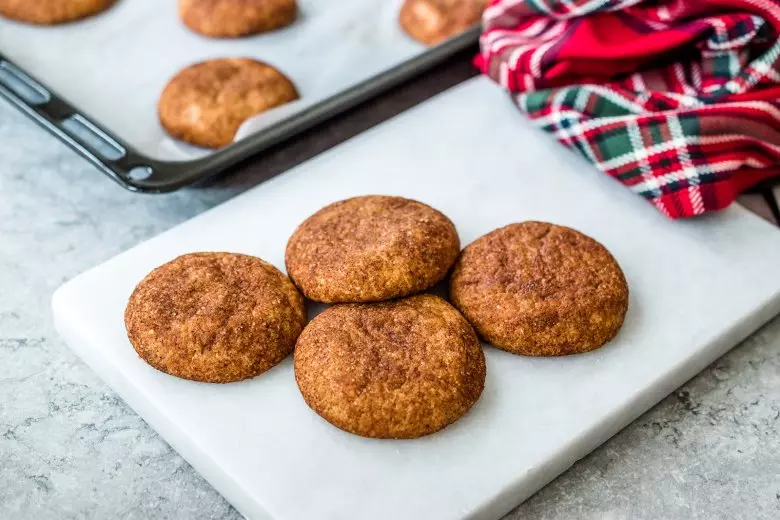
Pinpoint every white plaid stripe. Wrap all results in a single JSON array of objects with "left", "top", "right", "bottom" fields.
[
  {"left": 509, "top": 43, "right": 542, "bottom": 71},
  {"left": 556, "top": 89, "right": 602, "bottom": 164},
  {"left": 691, "top": 61, "right": 703, "bottom": 90},
  {"left": 482, "top": 0, "right": 780, "bottom": 217},
  {"left": 706, "top": 20, "right": 764, "bottom": 50},
  {"left": 765, "top": 63, "right": 780, "bottom": 83},
  {"left": 633, "top": 159, "right": 770, "bottom": 197},
  {"left": 481, "top": 20, "right": 552, "bottom": 49},
  {"left": 673, "top": 63, "right": 698, "bottom": 96},
  {"left": 737, "top": 40, "right": 780, "bottom": 92},
  {"left": 536, "top": 99, "right": 780, "bottom": 131},
  {"left": 652, "top": 198, "right": 672, "bottom": 217},
  {"left": 688, "top": 185, "right": 705, "bottom": 214},
  {"left": 526, "top": 0, "right": 644, "bottom": 19},
  {"left": 500, "top": 60, "right": 510, "bottom": 87},
  {"left": 627, "top": 119, "right": 661, "bottom": 196},
  {"left": 529, "top": 39, "right": 558, "bottom": 78},
  {"left": 630, "top": 73, "right": 646, "bottom": 92},
  {"left": 669, "top": 114, "right": 704, "bottom": 213},
  {"left": 524, "top": 73, "right": 535, "bottom": 91},
  {"left": 583, "top": 134, "right": 780, "bottom": 172},
  {"left": 483, "top": 0, "right": 526, "bottom": 29}
]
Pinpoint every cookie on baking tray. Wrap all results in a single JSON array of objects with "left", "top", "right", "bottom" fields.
[
  {"left": 399, "top": 0, "right": 487, "bottom": 46},
  {"left": 294, "top": 294, "right": 486, "bottom": 439},
  {"left": 158, "top": 58, "right": 299, "bottom": 149},
  {"left": 124, "top": 252, "right": 306, "bottom": 383},
  {"left": 179, "top": 0, "right": 297, "bottom": 38},
  {"left": 285, "top": 195, "right": 460, "bottom": 303},
  {"left": 450, "top": 222, "right": 629, "bottom": 356},
  {"left": 0, "top": 0, "right": 116, "bottom": 25}
]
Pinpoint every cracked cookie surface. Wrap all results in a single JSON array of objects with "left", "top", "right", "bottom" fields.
[
  {"left": 294, "top": 294, "right": 485, "bottom": 438},
  {"left": 0, "top": 0, "right": 116, "bottom": 25},
  {"left": 399, "top": 0, "right": 487, "bottom": 46},
  {"left": 125, "top": 252, "right": 306, "bottom": 383},
  {"left": 158, "top": 58, "right": 299, "bottom": 149},
  {"left": 285, "top": 195, "right": 460, "bottom": 303},
  {"left": 179, "top": 0, "right": 297, "bottom": 38},
  {"left": 450, "top": 222, "right": 628, "bottom": 356}
]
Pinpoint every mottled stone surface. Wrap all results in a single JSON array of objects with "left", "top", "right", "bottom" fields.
[
  {"left": 1, "top": 58, "right": 779, "bottom": 519},
  {"left": 509, "top": 320, "right": 780, "bottom": 520}
]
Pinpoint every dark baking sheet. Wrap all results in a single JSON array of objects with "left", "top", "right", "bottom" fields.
[{"left": 0, "top": 11, "right": 479, "bottom": 192}]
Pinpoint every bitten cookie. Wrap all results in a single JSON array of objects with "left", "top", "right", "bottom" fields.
[
  {"left": 158, "top": 58, "right": 299, "bottom": 149},
  {"left": 0, "top": 0, "right": 115, "bottom": 25},
  {"left": 285, "top": 195, "right": 460, "bottom": 303},
  {"left": 399, "top": 0, "right": 487, "bottom": 46},
  {"left": 294, "top": 294, "right": 486, "bottom": 439},
  {"left": 450, "top": 222, "right": 629, "bottom": 356},
  {"left": 179, "top": 0, "right": 297, "bottom": 38},
  {"left": 125, "top": 252, "right": 306, "bottom": 383}
]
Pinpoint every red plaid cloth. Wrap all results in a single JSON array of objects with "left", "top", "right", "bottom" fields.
[{"left": 476, "top": 0, "right": 780, "bottom": 218}]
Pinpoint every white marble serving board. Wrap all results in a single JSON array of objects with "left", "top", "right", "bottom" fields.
[
  {"left": 52, "top": 77, "right": 780, "bottom": 520},
  {"left": 0, "top": 0, "right": 428, "bottom": 161}
]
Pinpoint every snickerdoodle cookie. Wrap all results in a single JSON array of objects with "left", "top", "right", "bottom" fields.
[
  {"left": 399, "top": 0, "right": 487, "bottom": 46},
  {"left": 0, "top": 0, "right": 115, "bottom": 25},
  {"left": 450, "top": 222, "right": 628, "bottom": 356},
  {"left": 158, "top": 58, "right": 299, "bottom": 148},
  {"left": 125, "top": 252, "right": 306, "bottom": 383},
  {"left": 285, "top": 196, "right": 460, "bottom": 303},
  {"left": 294, "top": 294, "right": 485, "bottom": 438},
  {"left": 179, "top": 0, "right": 297, "bottom": 38}
]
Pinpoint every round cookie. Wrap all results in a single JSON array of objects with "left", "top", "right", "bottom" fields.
[
  {"left": 179, "top": 0, "right": 297, "bottom": 38},
  {"left": 0, "top": 0, "right": 115, "bottom": 25},
  {"left": 285, "top": 195, "right": 460, "bottom": 303},
  {"left": 125, "top": 252, "right": 306, "bottom": 383},
  {"left": 399, "top": 0, "right": 487, "bottom": 46},
  {"left": 294, "top": 294, "right": 485, "bottom": 439},
  {"left": 158, "top": 58, "right": 299, "bottom": 149},
  {"left": 450, "top": 222, "right": 628, "bottom": 356}
]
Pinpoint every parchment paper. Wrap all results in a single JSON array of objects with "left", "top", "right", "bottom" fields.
[{"left": 0, "top": 0, "right": 425, "bottom": 161}]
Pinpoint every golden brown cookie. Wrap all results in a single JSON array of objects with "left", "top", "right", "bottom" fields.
[
  {"left": 450, "top": 222, "right": 629, "bottom": 356},
  {"left": 285, "top": 195, "right": 460, "bottom": 303},
  {"left": 125, "top": 252, "right": 306, "bottom": 383},
  {"left": 179, "top": 0, "right": 297, "bottom": 38},
  {"left": 399, "top": 0, "right": 487, "bottom": 46},
  {"left": 294, "top": 294, "right": 485, "bottom": 439},
  {"left": 0, "top": 0, "right": 115, "bottom": 25},
  {"left": 158, "top": 58, "right": 299, "bottom": 149}
]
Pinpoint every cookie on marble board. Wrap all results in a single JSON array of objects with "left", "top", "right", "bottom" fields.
[
  {"left": 294, "top": 294, "right": 486, "bottom": 439},
  {"left": 450, "top": 222, "right": 629, "bottom": 356},
  {"left": 0, "top": 0, "right": 116, "bottom": 25},
  {"left": 124, "top": 252, "right": 306, "bottom": 383},
  {"left": 158, "top": 58, "right": 299, "bottom": 149},
  {"left": 285, "top": 195, "right": 460, "bottom": 303},
  {"left": 179, "top": 0, "right": 297, "bottom": 38},
  {"left": 399, "top": 0, "right": 488, "bottom": 46}
]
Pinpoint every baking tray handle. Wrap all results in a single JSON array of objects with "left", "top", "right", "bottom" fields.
[
  {"left": 1, "top": 27, "right": 480, "bottom": 192},
  {"left": 0, "top": 54, "right": 178, "bottom": 189}
]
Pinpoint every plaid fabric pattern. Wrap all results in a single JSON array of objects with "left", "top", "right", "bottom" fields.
[{"left": 476, "top": 0, "right": 780, "bottom": 217}]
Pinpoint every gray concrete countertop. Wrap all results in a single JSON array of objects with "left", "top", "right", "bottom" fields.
[{"left": 1, "top": 59, "right": 779, "bottom": 520}]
